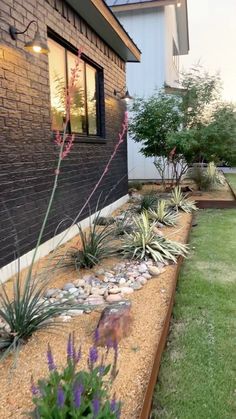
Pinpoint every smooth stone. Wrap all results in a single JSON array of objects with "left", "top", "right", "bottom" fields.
[
  {"left": 91, "top": 287, "right": 106, "bottom": 296},
  {"left": 68, "top": 287, "right": 79, "bottom": 294},
  {"left": 131, "top": 282, "right": 142, "bottom": 290},
  {"left": 96, "top": 216, "right": 115, "bottom": 225},
  {"left": 148, "top": 266, "right": 163, "bottom": 276},
  {"left": 119, "top": 278, "right": 127, "bottom": 285},
  {"left": 73, "top": 279, "right": 86, "bottom": 287},
  {"left": 143, "top": 273, "right": 152, "bottom": 280},
  {"left": 63, "top": 283, "right": 75, "bottom": 291},
  {"left": 86, "top": 295, "right": 105, "bottom": 305},
  {"left": 67, "top": 309, "right": 84, "bottom": 317},
  {"left": 55, "top": 293, "right": 64, "bottom": 300},
  {"left": 138, "top": 263, "right": 148, "bottom": 273},
  {"left": 138, "top": 277, "right": 148, "bottom": 285},
  {"left": 45, "top": 289, "right": 59, "bottom": 298},
  {"left": 120, "top": 287, "right": 134, "bottom": 295},
  {"left": 109, "top": 288, "right": 121, "bottom": 294},
  {"left": 96, "top": 268, "right": 105, "bottom": 275},
  {"left": 106, "top": 294, "right": 123, "bottom": 303}
]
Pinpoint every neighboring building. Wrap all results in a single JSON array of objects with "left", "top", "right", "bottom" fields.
[
  {"left": 0, "top": 0, "right": 140, "bottom": 281},
  {"left": 106, "top": 0, "right": 189, "bottom": 180}
]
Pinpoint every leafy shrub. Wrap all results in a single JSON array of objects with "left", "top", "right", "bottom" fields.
[
  {"left": 139, "top": 193, "right": 159, "bottom": 213},
  {"left": 149, "top": 200, "right": 178, "bottom": 226},
  {"left": 121, "top": 212, "right": 188, "bottom": 263},
  {"left": 68, "top": 213, "right": 115, "bottom": 269},
  {"left": 0, "top": 275, "right": 85, "bottom": 356},
  {"left": 30, "top": 333, "right": 121, "bottom": 418},
  {"left": 169, "top": 186, "right": 197, "bottom": 213}
]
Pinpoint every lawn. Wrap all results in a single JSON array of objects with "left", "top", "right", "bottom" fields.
[
  {"left": 225, "top": 173, "right": 236, "bottom": 193},
  {"left": 151, "top": 209, "right": 236, "bottom": 419}
]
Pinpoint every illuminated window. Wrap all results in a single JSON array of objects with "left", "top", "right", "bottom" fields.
[{"left": 48, "top": 37, "right": 101, "bottom": 136}]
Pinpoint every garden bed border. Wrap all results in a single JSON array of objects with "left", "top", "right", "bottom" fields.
[
  {"left": 195, "top": 176, "right": 236, "bottom": 209},
  {"left": 139, "top": 215, "right": 193, "bottom": 419}
]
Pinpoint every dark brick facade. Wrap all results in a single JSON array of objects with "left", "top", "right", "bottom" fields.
[{"left": 0, "top": 0, "right": 128, "bottom": 268}]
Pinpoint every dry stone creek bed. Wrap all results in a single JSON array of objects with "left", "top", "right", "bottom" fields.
[{"left": 0, "top": 207, "right": 192, "bottom": 418}]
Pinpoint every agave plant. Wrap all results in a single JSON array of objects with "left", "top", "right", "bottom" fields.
[
  {"left": 121, "top": 212, "right": 188, "bottom": 263},
  {"left": 169, "top": 186, "right": 197, "bottom": 213},
  {"left": 139, "top": 193, "right": 159, "bottom": 213},
  {"left": 205, "top": 162, "right": 225, "bottom": 187},
  {"left": 0, "top": 274, "right": 86, "bottom": 356},
  {"left": 67, "top": 212, "right": 116, "bottom": 270},
  {"left": 149, "top": 200, "right": 179, "bottom": 226}
]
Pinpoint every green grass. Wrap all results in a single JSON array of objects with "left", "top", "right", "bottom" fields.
[
  {"left": 225, "top": 173, "right": 236, "bottom": 193},
  {"left": 151, "top": 209, "right": 236, "bottom": 419}
]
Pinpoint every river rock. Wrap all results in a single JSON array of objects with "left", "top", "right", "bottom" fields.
[
  {"left": 148, "top": 266, "right": 165, "bottom": 276},
  {"left": 95, "top": 300, "right": 132, "bottom": 346},
  {"left": 119, "top": 278, "right": 127, "bottom": 285},
  {"left": 73, "top": 279, "right": 86, "bottom": 287},
  {"left": 106, "top": 294, "right": 123, "bottom": 303},
  {"left": 131, "top": 282, "right": 142, "bottom": 290},
  {"left": 63, "top": 283, "right": 75, "bottom": 291},
  {"left": 68, "top": 287, "right": 79, "bottom": 294},
  {"left": 96, "top": 216, "right": 115, "bottom": 225},
  {"left": 138, "top": 276, "right": 148, "bottom": 285},
  {"left": 120, "top": 287, "right": 134, "bottom": 295},
  {"left": 86, "top": 295, "right": 105, "bottom": 305},
  {"left": 67, "top": 309, "right": 84, "bottom": 317},
  {"left": 138, "top": 263, "right": 148, "bottom": 274},
  {"left": 143, "top": 273, "right": 152, "bottom": 280},
  {"left": 45, "top": 289, "right": 59, "bottom": 298},
  {"left": 109, "top": 288, "right": 121, "bottom": 294}
]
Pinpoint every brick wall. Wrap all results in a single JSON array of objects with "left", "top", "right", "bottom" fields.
[{"left": 0, "top": 0, "right": 127, "bottom": 268}]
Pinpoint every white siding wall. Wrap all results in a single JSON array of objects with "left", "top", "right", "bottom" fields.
[{"left": 115, "top": 6, "right": 179, "bottom": 180}]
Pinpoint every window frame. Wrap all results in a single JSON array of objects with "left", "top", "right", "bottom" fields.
[{"left": 47, "top": 29, "right": 106, "bottom": 142}]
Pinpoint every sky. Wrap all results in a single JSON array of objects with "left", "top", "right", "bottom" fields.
[{"left": 181, "top": 0, "right": 236, "bottom": 102}]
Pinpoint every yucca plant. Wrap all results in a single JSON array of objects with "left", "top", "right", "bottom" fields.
[
  {"left": 149, "top": 200, "right": 179, "bottom": 226},
  {"left": 121, "top": 212, "right": 188, "bottom": 263},
  {"left": 0, "top": 274, "right": 86, "bottom": 356},
  {"left": 205, "top": 162, "right": 225, "bottom": 187},
  {"left": 139, "top": 193, "right": 159, "bottom": 213},
  {"left": 169, "top": 186, "right": 197, "bottom": 213},
  {"left": 68, "top": 213, "right": 116, "bottom": 270}
]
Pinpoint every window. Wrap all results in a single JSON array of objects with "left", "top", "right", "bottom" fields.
[{"left": 48, "top": 37, "right": 102, "bottom": 137}]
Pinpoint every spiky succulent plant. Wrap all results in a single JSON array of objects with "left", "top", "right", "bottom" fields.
[
  {"left": 149, "top": 200, "right": 179, "bottom": 226},
  {"left": 169, "top": 186, "right": 197, "bottom": 213},
  {"left": 121, "top": 212, "right": 188, "bottom": 263}
]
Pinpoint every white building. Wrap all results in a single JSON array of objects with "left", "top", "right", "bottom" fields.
[{"left": 106, "top": 0, "right": 189, "bottom": 180}]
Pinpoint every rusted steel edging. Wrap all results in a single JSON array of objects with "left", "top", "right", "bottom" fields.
[
  {"left": 139, "top": 215, "right": 193, "bottom": 419},
  {"left": 195, "top": 199, "right": 236, "bottom": 209}
]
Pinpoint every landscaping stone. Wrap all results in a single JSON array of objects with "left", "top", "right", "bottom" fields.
[
  {"left": 95, "top": 300, "right": 132, "bottom": 346},
  {"left": 63, "top": 283, "right": 75, "bottom": 291},
  {"left": 86, "top": 295, "right": 105, "bottom": 305},
  {"left": 148, "top": 266, "right": 164, "bottom": 276},
  {"left": 68, "top": 287, "right": 79, "bottom": 294},
  {"left": 67, "top": 309, "right": 84, "bottom": 317},
  {"left": 45, "top": 289, "right": 59, "bottom": 298},
  {"left": 120, "top": 287, "right": 134, "bottom": 295},
  {"left": 106, "top": 294, "right": 123, "bottom": 303},
  {"left": 96, "top": 216, "right": 115, "bottom": 225},
  {"left": 73, "top": 279, "right": 86, "bottom": 287},
  {"left": 119, "top": 278, "right": 127, "bottom": 285},
  {"left": 109, "top": 288, "right": 121, "bottom": 294},
  {"left": 138, "top": 263, "right": 148, "bottom": 273},
  {"left": 131, "top": 282, "right": 142, "bottom": 290}
]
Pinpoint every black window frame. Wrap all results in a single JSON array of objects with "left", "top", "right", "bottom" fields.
[{"left": 47, "top": 28, "right": 106, "bottom": 143}]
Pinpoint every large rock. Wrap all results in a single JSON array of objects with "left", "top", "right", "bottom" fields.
[
  {"left": 106, "top": 294, "right": 123, "bottom": 303},
  {"left": 148, "top": 266, "right": 165, "bottom": 277},
  {"left": 96, "top": 216, "right": 115, "bottom": 225},
  {"left": 95, "top": 300, "right": 132, "bottom": 346}
]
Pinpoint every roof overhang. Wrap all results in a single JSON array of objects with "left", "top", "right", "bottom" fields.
[
  {"left": 110, "top": 0, "right": 189, "bottom": 55},
  {"left": 66, "top": 0, "right": 141, "bottom": 62}
]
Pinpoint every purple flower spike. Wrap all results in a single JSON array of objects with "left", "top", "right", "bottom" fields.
[
  {"left": 67, "top": 332, "right": 74, "bottom": 362},
  {"left": 73, "top": 383, "right": 83, "bottom": 408},
  {"left": 89, "top": 346, "right": 98, "bottom": 367},
  {"left": 92, "top": 397, "right": 100, "bottom": 417},
  {"left": 30, "top": 376, "right": 39, "bottom": 396},
  {"left": 47, "top": 344, "right": 56, "bottom": 371},
  {"left": 57, "top": 385, "right": 65, "bottom": 408}
]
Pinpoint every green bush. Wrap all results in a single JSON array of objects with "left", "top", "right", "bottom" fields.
[{"left": 139, "top": 194, "right": 159, "bottom": 213}]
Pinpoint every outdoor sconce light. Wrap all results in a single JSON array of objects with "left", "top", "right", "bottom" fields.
[
  {"left": 9, "top": 20, "right": 49, "bottom": 54},
  {"left": 176, "top": 1, "right": 182, "bottom": 7},
  {"left": 114, "top": 86, "right": 133, "bottom": 103}
]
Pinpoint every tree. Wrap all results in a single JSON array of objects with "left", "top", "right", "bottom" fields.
[{"left": 129, "top": 66, "right": 236, "bottom": 185}]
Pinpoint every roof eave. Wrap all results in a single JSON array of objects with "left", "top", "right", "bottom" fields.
[{"left": 66, "top": 0, "right": 141, "bottom": 62}]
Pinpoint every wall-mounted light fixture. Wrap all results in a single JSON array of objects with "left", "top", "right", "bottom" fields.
[
  {"left": 9, "top": 20, "right": 49, "bottom": 54},
  {"left": 176, "top": 1, "right": 182, "bottom": 7},
  {"left": 114, "top": 86, "right": 133, "bottom": 103}
]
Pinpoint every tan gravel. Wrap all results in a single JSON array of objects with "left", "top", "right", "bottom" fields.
[{"left": 0, "top": 212, "right": 192, "bottom": 419}]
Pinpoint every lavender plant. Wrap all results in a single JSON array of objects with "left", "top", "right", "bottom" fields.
[{"left": 30, "top": 333, "right": 121, "bottom": 418}]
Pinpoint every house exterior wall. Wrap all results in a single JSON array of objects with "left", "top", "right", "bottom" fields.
[
  {"left": 115, "top": 5, "right": 180, "bottom": 180},
  {"left": 0, "top": 0, "right": 127, "bottom": 270}
]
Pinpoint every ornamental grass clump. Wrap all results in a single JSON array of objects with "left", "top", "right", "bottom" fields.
[
  {"left": 67, "top": 212, "right": 116, "bottom": 270},
  {"left": 139, "top": 193, "right": 159, "bottom": 213},
  {"left": 0, "top": 275, "right": 86, "bottom": 356},
  {"left": 121, "top": 212, "right": 188, "bottom": 263},
  {"left": 30, "top": 333, "right": 121, "bottom": 418},
  {"left": 149, "top": 199, "right": 179, "bottom": 226},
  {"left": 169, "top": 186, "right": 197, "bottom": 213}
]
